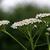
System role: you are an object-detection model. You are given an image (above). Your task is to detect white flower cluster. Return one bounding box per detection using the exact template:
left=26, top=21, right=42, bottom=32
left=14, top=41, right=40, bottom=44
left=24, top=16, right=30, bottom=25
left=11, top=18, right=42, bottom=29
left=36, top=13, right=50, bottom=18
left=0, top=20, right=10, bottom=26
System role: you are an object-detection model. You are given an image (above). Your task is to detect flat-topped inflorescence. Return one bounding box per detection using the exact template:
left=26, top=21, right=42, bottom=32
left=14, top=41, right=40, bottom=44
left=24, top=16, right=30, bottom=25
left=0, top=20, right=10, bottom=26
left=11, top=18, right=42, bottom=29
left=36, top=13, right=50, bottom=18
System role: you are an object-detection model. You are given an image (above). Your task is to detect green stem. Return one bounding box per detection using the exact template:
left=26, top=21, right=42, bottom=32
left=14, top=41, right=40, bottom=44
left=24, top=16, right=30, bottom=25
left=34, top=32, right=42, bottom=48
left=2, top=30, right=27, bottom=50
left=46, top=35, right=50, bottom=50
left=28, top=31, right=34, bottom=50
left=33, top=25, right=46, bottom=49
left=33, top=26, right=43, bottom=40
left=49, top=45, right=50, bottom=50
left=18, top=28, right=29, bottom=40
left=36, top=43, right=47, bottom=47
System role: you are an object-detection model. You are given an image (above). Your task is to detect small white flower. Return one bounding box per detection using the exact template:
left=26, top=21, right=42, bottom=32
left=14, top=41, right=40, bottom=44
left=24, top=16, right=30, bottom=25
left=47, top=27, right=50, bottom=31
left=33, top=25, right=37, bottom=28
left=43, top=21, right=47, bottom=23
left=0, top=20, right=10, bottom=26
left=46, top=25, right=49, bottom=27
left=11, top=25, right=17, bottom=29
left=11, top=18, right=42, bottom=29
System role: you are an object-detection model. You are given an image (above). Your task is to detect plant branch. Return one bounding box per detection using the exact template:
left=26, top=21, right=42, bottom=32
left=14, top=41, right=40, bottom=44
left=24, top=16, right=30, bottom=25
left=28, top=31, right=34, bottom=50
left=36, top=43, right=47, bottom=47
left=2, top=30, right=27, bottom=50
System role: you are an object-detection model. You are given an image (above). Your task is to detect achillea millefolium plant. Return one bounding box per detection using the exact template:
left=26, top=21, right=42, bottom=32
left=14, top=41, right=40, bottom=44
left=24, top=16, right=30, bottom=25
left=0, top=13, right=50, bottom=50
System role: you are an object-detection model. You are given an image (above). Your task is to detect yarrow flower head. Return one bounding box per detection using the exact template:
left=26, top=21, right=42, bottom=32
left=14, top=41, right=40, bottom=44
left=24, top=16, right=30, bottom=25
left=36, top=13, right=50, bottom=18
left=11, top=18, right=42, bottom=29
left=0, top=20, right=10, bottom=26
